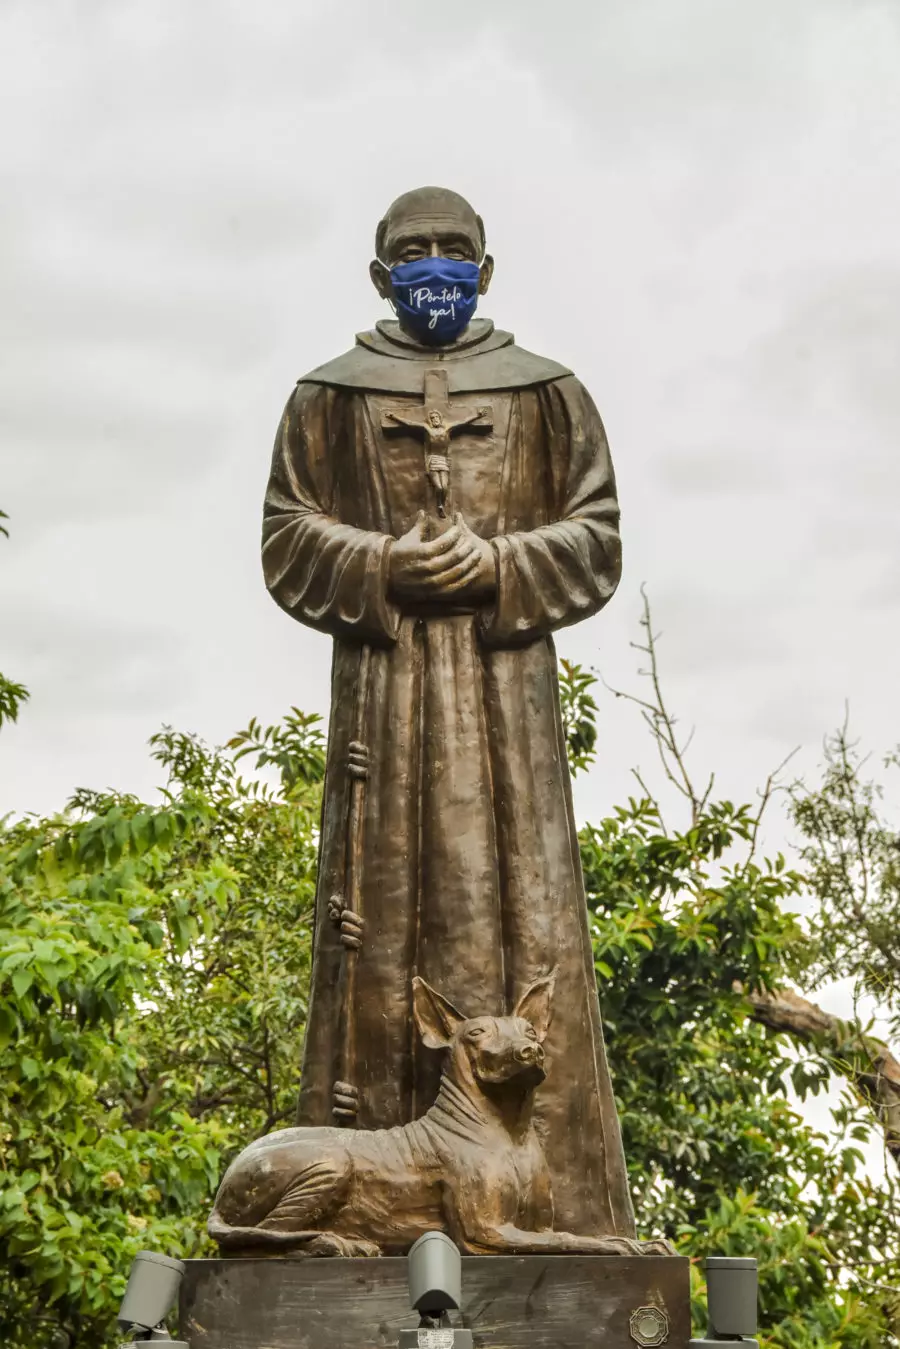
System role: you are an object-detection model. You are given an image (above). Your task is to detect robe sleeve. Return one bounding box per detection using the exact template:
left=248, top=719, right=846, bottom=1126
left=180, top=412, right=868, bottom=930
left=262, top=382, right=401, bottom=645
left=478, top=376, right=622, bottom=649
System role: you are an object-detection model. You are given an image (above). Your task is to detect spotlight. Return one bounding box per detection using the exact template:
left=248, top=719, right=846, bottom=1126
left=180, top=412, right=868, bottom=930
left=399, top=1233, right=473, bottom=1349
left=117, top=1251, right=188, bottom=1348
left=689, top=1256, right=758, bottom=1347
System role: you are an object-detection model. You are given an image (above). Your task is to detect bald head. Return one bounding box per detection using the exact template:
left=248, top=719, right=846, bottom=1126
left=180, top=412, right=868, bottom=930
left=370, top=186, right=494, bottom=314
left=375, top=186, right=485, bottom=263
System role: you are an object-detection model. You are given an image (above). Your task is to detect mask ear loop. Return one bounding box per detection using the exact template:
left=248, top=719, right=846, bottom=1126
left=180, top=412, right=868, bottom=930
left=375, top=258, right=398, bottom=316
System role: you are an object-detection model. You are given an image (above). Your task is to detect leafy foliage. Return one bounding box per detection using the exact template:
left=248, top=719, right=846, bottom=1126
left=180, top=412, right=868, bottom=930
left=0, top=674, right=29, bottom=731
left=791, top=726, right=900, bottom=1039
left=585, top=795, right=899, bottom=1346
left=558, top=659, right=599, bottom=776
left=226, top=708, right=327, bottom=797
left=0, top=715, right=323, bottom=1347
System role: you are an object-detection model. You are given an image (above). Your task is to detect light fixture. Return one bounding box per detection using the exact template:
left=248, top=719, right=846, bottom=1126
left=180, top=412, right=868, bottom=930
left=117, top=1251, right=188, bottom=1348
left=399, top=1232, right=473, bottom=1349
left=688, top=1256, right=758, bottom=1347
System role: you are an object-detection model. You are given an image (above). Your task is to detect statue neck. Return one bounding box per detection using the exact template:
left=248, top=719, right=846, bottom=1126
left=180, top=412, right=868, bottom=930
left=429, top=1069, right=535, bottom=1143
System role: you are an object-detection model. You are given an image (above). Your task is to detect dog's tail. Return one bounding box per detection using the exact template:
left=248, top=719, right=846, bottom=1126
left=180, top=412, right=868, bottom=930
left=208, top=1210, right=325, bottom=1252
left=208, top=1211, right=382, bottom=1257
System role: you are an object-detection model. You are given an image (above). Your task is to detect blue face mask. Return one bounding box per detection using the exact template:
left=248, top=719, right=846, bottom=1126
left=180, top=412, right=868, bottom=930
left=387, top=257, right=481, bottom=345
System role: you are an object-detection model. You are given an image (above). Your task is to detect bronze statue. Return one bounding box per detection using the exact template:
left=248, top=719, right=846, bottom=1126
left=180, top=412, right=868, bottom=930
left=210, top=976, right=669, bottom=1257
left=255, top=185, right=633, bottom=1244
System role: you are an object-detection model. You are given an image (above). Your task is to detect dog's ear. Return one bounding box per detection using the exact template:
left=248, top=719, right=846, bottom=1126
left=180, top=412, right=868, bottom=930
left=412, top=977, right=467, bottom=1049
left=514, top=969, right=557, bottom=1043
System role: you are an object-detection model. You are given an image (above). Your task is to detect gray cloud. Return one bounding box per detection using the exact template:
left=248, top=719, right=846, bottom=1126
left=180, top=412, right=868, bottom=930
left=2, top=599, right=187, bottom=715
left=654, top=446, right=775, bottom=497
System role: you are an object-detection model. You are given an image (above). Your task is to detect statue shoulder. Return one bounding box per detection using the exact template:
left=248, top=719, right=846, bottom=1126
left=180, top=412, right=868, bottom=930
left=296, top=344, right=386, bottom=391
left=455, top=340, right=572, bottom=393
left=536, top=370, right=606, bottom=411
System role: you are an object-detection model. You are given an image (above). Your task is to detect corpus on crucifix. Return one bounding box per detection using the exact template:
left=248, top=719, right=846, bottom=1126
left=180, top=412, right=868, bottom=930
left=261, top=186, right=632, bottom=1239
left=381, top=366, right=492, bottom=518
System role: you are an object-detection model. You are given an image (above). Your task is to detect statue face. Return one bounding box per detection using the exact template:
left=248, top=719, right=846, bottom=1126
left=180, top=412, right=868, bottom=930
left=369, top=187, right=495, bottom=311
left=459, top=1015, right=547, bottom=1089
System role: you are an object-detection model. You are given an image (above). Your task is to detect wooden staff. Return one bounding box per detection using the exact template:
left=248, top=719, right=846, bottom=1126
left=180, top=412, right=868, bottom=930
left=331, top=642, right=373, bottom=1126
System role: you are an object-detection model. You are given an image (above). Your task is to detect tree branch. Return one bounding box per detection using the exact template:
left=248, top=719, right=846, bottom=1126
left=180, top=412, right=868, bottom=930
left=744, top=748, right=799, bottom=869
left=746, top=985, right=900, bottom=1172
left=187, top=1088, right=241, bottom=1118
left=124, top=1073, right=169, bottom=1127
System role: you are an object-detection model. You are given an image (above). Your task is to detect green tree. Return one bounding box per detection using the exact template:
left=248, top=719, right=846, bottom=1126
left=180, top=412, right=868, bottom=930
left=0, top=713, right=323, bottom=1347
left=789, top=727, right=900, bottom=1173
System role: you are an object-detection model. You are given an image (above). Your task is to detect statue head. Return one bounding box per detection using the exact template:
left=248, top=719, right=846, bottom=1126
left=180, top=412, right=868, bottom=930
left=411, top=971, right=555, bottom=1093
left=370, top=186, right=495, bottom=342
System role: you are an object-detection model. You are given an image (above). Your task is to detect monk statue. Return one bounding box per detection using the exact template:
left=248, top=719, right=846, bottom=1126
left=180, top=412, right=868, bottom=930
left=261, top=186, right=634, bottom=1242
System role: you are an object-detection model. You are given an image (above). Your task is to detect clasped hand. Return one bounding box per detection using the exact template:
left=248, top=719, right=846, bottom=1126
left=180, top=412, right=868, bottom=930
left=388, top=512, right=496, bottom=605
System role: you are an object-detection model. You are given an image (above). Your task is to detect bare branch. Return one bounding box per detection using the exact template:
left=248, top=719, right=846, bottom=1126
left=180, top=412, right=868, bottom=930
left=745, top=748, right=800, bottom=867
left=631, top=768, right=667, bottom=833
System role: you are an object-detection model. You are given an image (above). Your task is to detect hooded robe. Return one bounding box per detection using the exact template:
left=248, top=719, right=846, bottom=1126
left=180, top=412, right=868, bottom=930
left=262, top=317, right=635, bottom=1238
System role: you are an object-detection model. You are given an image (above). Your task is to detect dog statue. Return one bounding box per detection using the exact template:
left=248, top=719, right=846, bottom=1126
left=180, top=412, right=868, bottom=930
left=209, top=973, right=670, bottom=1256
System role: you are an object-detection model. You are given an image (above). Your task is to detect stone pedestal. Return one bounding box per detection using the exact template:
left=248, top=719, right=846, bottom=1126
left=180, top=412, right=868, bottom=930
left=180, top=1255, right=691, bottom=1349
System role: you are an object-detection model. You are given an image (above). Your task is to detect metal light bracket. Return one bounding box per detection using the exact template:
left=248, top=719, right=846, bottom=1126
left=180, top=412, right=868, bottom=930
left=399, top=1328, right=473, bottom=1349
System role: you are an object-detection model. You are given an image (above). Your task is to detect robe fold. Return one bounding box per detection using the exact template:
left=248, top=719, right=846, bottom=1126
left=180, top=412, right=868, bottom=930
left=262, top=320, right=635, bottom=1237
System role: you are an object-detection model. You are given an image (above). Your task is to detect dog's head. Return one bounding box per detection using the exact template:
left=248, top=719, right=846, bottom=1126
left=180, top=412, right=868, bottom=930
left=412, top=973, right=556, bottom=1092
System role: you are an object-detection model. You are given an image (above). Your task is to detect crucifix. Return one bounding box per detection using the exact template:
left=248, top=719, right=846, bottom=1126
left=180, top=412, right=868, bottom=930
left=381, top=367, right=493, bottom=518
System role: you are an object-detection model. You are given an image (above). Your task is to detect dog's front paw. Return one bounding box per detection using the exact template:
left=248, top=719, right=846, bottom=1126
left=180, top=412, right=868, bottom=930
left=637, top=1237, right=677, bottom=1256
left=305, top=1233, right=381, bottom=1258
left=344, top=1237, right=382, bottom=1257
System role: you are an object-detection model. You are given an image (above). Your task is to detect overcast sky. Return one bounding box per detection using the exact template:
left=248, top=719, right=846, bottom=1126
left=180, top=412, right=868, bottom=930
left=2, top=0, right=899, bottom=1083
